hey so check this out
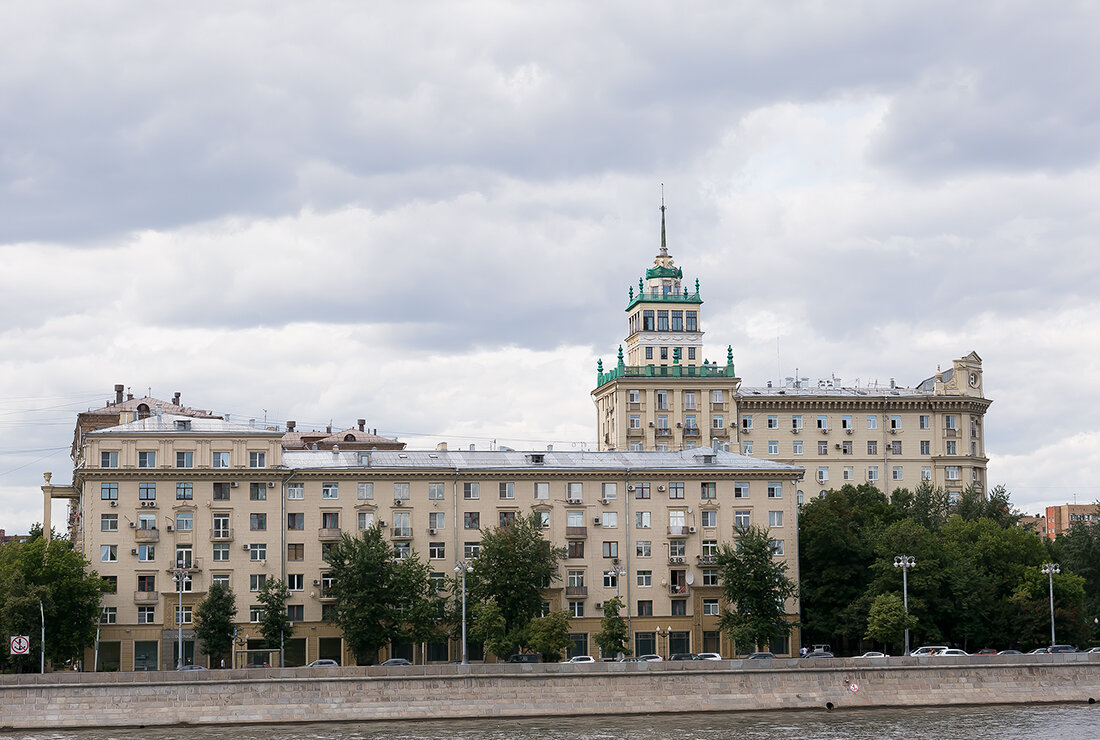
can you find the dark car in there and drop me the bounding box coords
[177,664,207,671]
[669,653,700,661]
[1048,644,1078,653]
[506,653,541,663]
[380,658,412,666]
[974,648,997,655]
[745,652,775,660]
[804,650,834,658]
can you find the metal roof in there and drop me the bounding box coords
[88,413,281,436]
[738,385,931,399]
[283,448,803,474]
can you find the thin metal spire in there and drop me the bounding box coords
[659,183,668,256]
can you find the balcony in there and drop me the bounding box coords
[133,590,159,605]
[710,402,727,412]
[319,527,343,541]
[565,585,588,597]
[668,525,694,537]
[319,588,336,603]
[683,426,701,437]
[390,527,413,540]
[946,428,958,437]
[655,428,672,437]
[134,528,159,543]
[210,528,234,541]
[627,427,644,437]
[668,583,690,596]
[565,526,588,538]
[697,554,718,565]
[597,361,735,388]
[709,427,728,438]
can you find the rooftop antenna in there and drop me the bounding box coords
[659,184,668,257]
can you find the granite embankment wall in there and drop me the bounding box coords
[2,655,1098,730]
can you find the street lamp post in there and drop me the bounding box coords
[893,555,916,656]
[454,559,473,664]
[1042,563,1060,647]
[170,561,189,669]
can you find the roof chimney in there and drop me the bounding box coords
[287,420,296,432]
[358,419,366,432]
[114,384,124,404]
[173,392,181,406]
[436,442,448,451]
[326,425,332,434]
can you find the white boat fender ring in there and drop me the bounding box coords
[849,682,860,693]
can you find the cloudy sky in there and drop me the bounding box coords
[2,2,1099,533]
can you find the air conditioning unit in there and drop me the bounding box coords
[230,482,239,488]
[600,498,610,505]
[313,579,320,586]
[648,421,655,427]
[593,517,602,525]
[792,428,801,434]
[672,556,685,564]
[676,422,682,428]
[657,485,666,492]
[242,544,251,551]
[890,428,898,434]
[835,443,841,450]
[128,521,135,528]
[109,500,118,507]
[378,520,386,527]
[820,428,829,434]
[594,602,603,610]
[688,526,697,533]
[627,485,635,491]
[148,501,157,508]
[139,501,147,508]
[428,528,438,535]
[166,524,173,532]
[130,548,138,555]
[845,428,853,435]
[268,481,276,488]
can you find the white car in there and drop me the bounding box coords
[937,649,969,656]
[637,654,664,662]
[1087,647,1100,654]
[911,646,949,656]
[856,651,887,658]
[696,652,723,661]
[562,655,595,663]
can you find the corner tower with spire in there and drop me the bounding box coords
[593,199,740,452]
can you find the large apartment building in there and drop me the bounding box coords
[44,404,803,670]
[593,217,991,501]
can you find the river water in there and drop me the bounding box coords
[4,705,1097,740]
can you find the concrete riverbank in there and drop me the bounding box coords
[2,654,1098,730]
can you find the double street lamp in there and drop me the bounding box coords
[604,564,627,659]
[1042,563,1060,647]
[893,555,916,656]
[454,559,474,665]
[170,560,190,669]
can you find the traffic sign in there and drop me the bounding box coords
[10,635,30,655]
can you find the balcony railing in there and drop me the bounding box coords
[565,585,588,597]
[319,527,343,541]
[597,362,735,387]
[133,590,159,604]
[565,526,588,538]
[683,427,701,437]
[626,290,702,310]
[667,526,692,537]
[697,554,718,565]
[668,583,690,596]
[134,528,159,543]
[210,528,234,541]
[391,527,413,539]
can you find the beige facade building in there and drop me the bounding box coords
[593,220,991,502]
[45,404,803,670]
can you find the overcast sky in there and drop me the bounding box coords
[2,2,1099,534]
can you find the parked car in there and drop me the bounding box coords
[506,653,541,663]
[974,648,997,655]
[1087,647,1100,654]
[177,664,207,671]
[856,651,886,658]
[1048,644,1078,653]
[638,654,664,662]
[938,649,969,657]
[803,650,834,658]
[669,653,699,661]
[696,653,723,661]
[618,656,645,662]
[911,646,949,656]
[998,650,1023,655]
[244,661,270,668]
[562,655,595,663]
[306,659,339,667]
[380,658,411,666]
[745,652,775,660]
[1028,647,1050,654]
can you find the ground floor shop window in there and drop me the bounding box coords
[702,631,721,654]
[428,641,449,662]
[133,640,158,671]
[769,634,789,656]
[568,633,588,659]
[634,631,656,657]
[96,641,120,671]
[669,631,690,655]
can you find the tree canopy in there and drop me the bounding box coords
[194,582,237,665]
[716,524,798,653]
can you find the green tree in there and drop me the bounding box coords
[194,582,237,666]
[0,535,104,672]
[798,484,894,649]
[327,527,399,663]
[527,610,572,662]
[717,525,798,653]
[864,592,914,650]
[393,554,449,653]
[1052,505,1100,642]
[1009,567,1089,649]
[256,577,292,659]
[468,513,562,656]
[468,599,510,658]
[593,596,629,659]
